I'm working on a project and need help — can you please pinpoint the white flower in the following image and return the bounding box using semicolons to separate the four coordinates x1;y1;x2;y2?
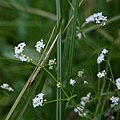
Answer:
97;53;105;64
74;106;82;113
57;82;61;88
19;54;32;62
102;48;108;54
0;83;14;92
110;96;119;107
85;12;107;26
78;70;84;77
0;83;9;89
7;87;14;92
35;39;45;52
116;78;120;90
74;106;87;117
97;48;108;64
97;70;106;78
32;93;45;108
37;93;44;98
48;58;56;70
84;81;88;84
85;15;95;23
14;42;32;62
74;92;91;117
77;32;82;40
14;42;26;54
81;92;91;103
70;79;76;86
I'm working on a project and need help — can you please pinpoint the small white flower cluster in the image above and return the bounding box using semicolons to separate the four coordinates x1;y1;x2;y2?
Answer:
57;82;61;88
78;70;84;77
32;93;46;108
70;79;76;86
48;58;56;70
77;32;82;40
14;40;46;62
84;81;88;84
0;83;14;92
35;39;45;52
97;70;106;78
14;42;32;62
110;96;119;108
116;78;120;90
85;12;107;26
74;92;91;117
76;26;82;40
97;48;108;64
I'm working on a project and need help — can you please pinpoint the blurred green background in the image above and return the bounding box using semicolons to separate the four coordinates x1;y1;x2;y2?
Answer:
0;0;120;120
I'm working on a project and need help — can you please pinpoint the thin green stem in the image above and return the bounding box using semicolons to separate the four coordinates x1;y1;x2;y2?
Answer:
43;98;69;106
107;60;115;81
79;0;84;7
43;67;69;99
56;0;62;119
62;16;74;35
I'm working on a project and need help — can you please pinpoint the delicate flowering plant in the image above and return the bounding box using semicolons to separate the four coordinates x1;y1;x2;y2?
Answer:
76;26;82;40
96;48;120;119
78;69;84;77
85;12;107;26
35;39;45;53
74;92;91;117
110;96;119;108
6;4;120;120
84;81;88;84
77;32;82;40
48;58;56;70
0;83;14;92
57;82;61;88
115;78;120;90
97;70;106;78
70;79;76;86
14;42;32;62
97;48;108;64
14;40;46;62
32;93;46;108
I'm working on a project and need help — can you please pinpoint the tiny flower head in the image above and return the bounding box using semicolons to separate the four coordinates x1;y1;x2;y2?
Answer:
76;32;82;40
102;48;108;54
110;96;119;107
97;48;108;64
48;58;56;70
97;53;104;64
70;79;76;86
74;92;91;117
0;83;14;92
14;42;26;54
35;39;45;52
78;69;84;77
116;78;120;90
57;82;61;88
32;93;45;108
97;70;106;78
85;12;107;26
84;81;88;84
14;42;32;62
